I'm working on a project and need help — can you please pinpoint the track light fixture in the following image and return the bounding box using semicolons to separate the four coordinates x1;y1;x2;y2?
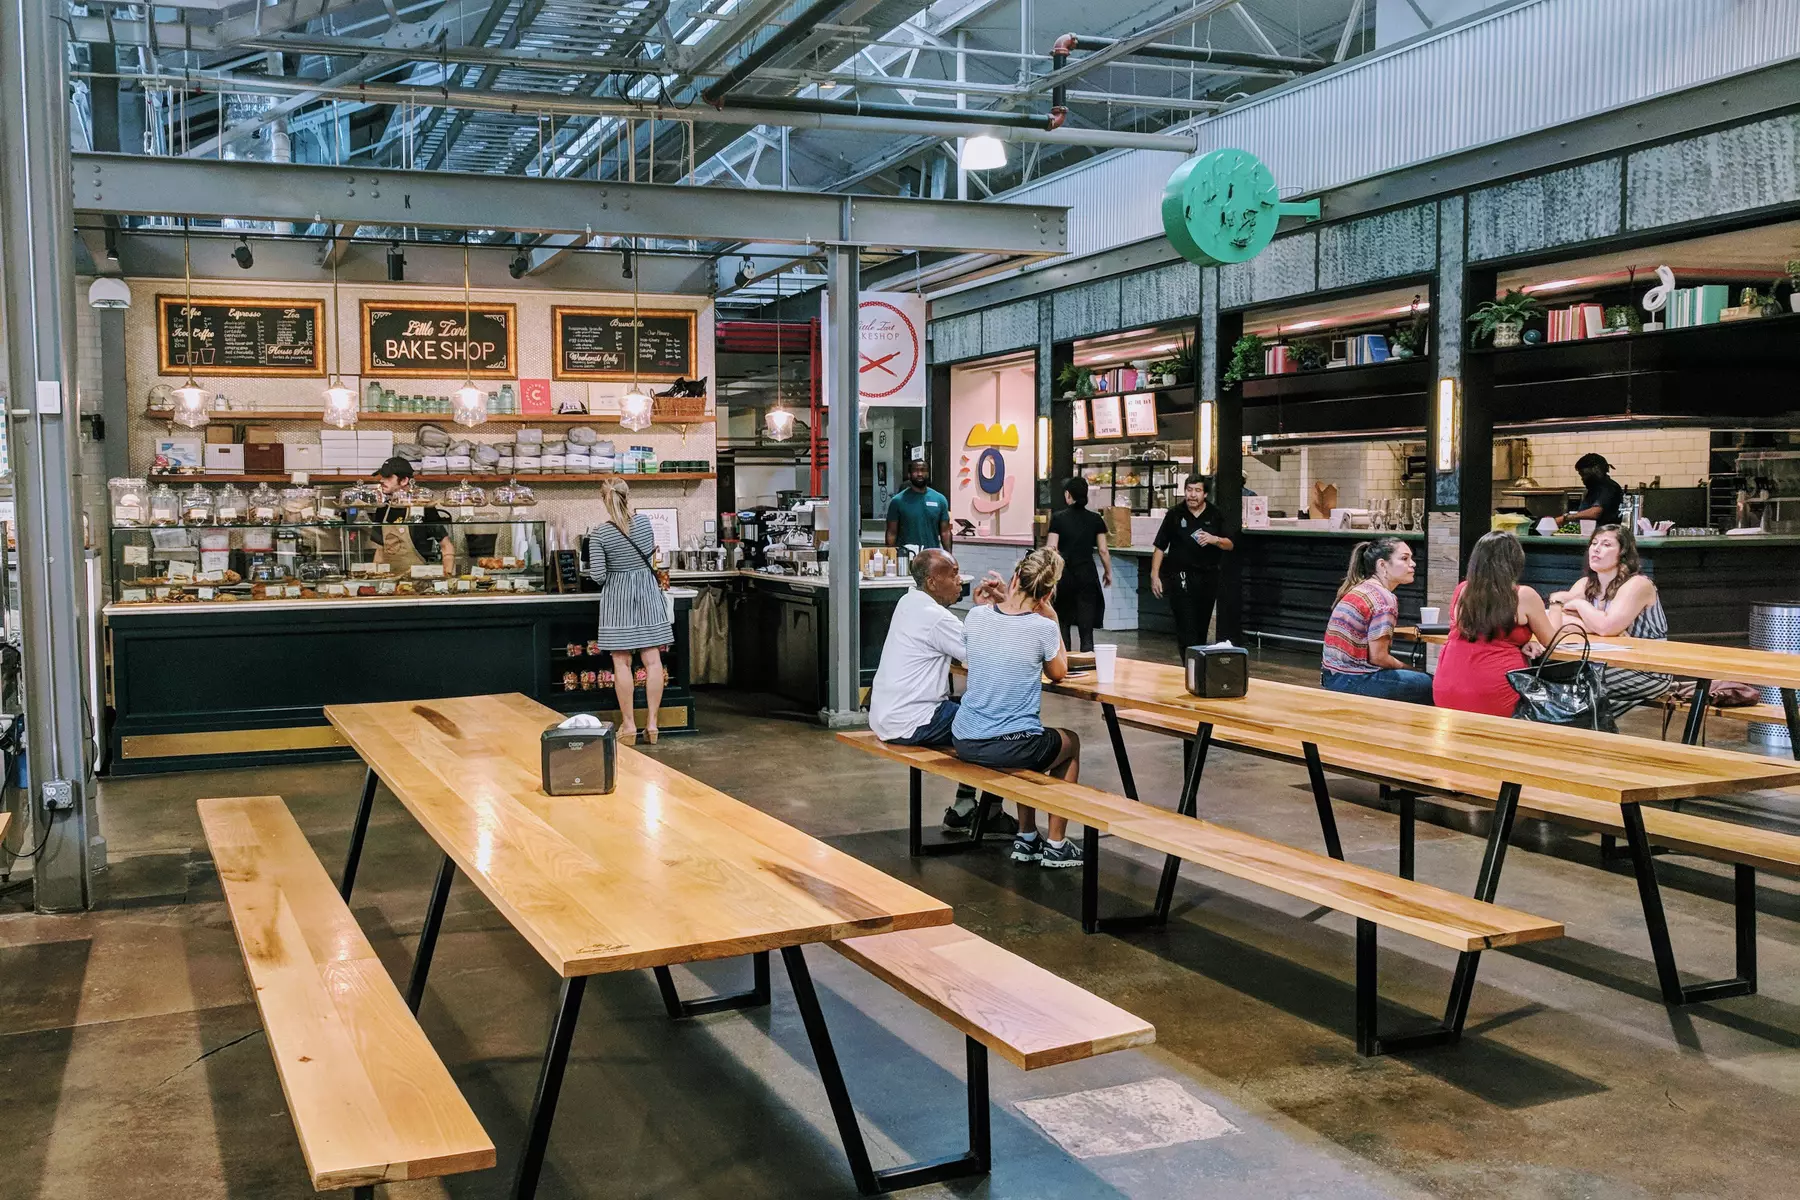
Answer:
387;241;405;282
509;248;531;279
735;258;754;289
232;236;254;270
620;246;634;279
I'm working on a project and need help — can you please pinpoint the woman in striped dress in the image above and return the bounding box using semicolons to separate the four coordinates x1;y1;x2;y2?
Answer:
585;479;673;744
1549;524;1672;722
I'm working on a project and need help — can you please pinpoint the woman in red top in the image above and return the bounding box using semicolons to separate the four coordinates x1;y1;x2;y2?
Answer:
1433;531;1559;717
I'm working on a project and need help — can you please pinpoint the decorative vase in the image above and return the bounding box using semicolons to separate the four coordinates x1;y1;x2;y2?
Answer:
1393;345;1414;359
1493;321;1523;348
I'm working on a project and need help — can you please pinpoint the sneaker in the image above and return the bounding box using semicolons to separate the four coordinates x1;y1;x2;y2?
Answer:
1009;834;1043;863
940;805;978;837
977;807;1021;838
1038;838;1083;869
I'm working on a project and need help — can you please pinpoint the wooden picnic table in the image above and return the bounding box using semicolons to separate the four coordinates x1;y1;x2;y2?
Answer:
1046;657;1800;1007
325;692;951;1200
1405;628;1800;753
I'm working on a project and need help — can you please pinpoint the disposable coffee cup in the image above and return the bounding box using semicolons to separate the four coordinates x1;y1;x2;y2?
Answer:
1419;607;1441;625
1093;644;1118;683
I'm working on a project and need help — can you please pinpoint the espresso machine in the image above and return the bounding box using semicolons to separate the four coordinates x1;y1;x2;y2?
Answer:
736;507;772;569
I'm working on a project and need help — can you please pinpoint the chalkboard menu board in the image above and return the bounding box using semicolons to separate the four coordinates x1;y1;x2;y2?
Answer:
156;295;324;377
362;300;516;378
553;307;696;382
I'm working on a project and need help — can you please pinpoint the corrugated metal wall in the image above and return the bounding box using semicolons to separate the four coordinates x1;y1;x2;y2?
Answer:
1000;0;1800;263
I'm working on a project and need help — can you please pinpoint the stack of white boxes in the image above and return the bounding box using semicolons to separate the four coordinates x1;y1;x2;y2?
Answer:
319;430;396;475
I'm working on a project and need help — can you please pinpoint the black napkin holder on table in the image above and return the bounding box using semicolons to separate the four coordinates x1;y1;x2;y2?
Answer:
541;717;618;795
1185;645;1249;699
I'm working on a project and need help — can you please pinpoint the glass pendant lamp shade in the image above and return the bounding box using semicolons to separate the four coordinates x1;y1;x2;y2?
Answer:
619;386;653;432
765;404;796;442
959;135;1007;171
452;382;488;428
171;381;211;428
322;382;357;428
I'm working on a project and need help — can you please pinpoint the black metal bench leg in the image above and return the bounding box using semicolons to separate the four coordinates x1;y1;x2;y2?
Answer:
652;952;772;1018
1081;825;1101;934
781;945;990;1195
1397;791;1416;881
1620;802;1757;1005
1301;742;1344;860
511;975;588;1200
339;767;378;901
1101;703;1138;801
1090;724;1212;934
1783;688;1800;763
351;1188;374;1200
908;764;990;857
405;852;456;1014
1681;678;1712;746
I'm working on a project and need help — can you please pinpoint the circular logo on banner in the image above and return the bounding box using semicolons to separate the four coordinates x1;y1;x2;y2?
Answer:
1163;148;1292;266
858;300;920;400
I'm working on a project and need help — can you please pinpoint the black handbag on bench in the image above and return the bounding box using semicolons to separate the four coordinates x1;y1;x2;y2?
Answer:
1507;625;1616;733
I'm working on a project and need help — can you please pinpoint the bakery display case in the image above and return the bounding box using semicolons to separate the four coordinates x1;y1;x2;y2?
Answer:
106;519;547;604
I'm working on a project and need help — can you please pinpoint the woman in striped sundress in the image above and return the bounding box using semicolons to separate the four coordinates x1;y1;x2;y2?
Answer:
1548;524;1672;722
585;478;673;744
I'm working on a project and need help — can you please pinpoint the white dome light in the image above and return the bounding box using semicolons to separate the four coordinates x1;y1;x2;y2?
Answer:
88;277;132;310
959;135;1007;171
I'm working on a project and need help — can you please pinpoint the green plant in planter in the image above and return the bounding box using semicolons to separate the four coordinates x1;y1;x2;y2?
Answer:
1171;333;1195;383
1147;357;1181;382
1291;339;1327;372
1392;295;1428;357
1467;290;1544;347
1222;333;1266;387
1056;362;1094;397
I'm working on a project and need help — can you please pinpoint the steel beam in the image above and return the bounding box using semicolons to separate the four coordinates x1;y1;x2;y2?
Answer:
1;0;95;912
1027;0;1246;95
822;243;863;725
72;153;1068;255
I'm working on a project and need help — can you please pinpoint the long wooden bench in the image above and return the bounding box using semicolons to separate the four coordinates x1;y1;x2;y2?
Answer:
198;795;495;1198
808;924;1154;1192
840;732;1562;1057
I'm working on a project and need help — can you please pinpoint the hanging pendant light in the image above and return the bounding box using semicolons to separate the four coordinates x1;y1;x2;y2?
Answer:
619;237;653;432
452;240;488;428
321;261;357;428
171;229;212;428
764;268;795;442
959;135;1007;171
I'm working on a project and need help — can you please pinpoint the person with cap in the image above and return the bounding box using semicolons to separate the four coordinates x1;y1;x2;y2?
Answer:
371;457;455;576
1560;453;1624;528
886;453;952;551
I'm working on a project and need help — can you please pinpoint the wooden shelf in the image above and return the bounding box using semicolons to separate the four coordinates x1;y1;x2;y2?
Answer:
1060;384;1195;403
1240;356;1433;403
143;409;714;425
147;472;715;484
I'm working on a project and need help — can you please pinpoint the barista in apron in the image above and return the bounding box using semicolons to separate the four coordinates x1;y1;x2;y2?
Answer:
373;457;455;576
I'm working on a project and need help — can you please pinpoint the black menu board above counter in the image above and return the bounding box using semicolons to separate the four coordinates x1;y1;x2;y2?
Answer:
362;300;517;378
156;295;324;377
553;307;696;381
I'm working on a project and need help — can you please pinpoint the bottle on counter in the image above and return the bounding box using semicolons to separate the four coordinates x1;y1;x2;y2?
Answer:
867;549;884;578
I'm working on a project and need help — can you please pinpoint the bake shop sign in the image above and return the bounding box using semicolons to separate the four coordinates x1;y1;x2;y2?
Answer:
856;294;925;406
362;300;517;378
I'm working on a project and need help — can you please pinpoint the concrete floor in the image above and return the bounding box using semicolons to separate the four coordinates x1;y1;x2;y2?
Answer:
7;640;1800;1199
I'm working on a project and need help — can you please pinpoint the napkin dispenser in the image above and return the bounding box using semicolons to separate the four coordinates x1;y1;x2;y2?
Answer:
541;714;617;795
1184;644;1248;699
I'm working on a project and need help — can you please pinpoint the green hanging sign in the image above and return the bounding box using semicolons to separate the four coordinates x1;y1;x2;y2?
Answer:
1162;148;1320;267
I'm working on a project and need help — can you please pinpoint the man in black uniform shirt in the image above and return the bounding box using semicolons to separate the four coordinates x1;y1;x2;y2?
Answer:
1560;452;1624;528
1150;474;1234;657
370;457;455;575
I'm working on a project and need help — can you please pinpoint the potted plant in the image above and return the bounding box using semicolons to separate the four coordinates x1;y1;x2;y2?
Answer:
1291;339;1327;372
1392;295;1428;358
1056;362;1094;398
1603;304;1642;333
1467;290;1544;348
1785;259;1800;313
1147;358;1180;386
1171;333;1195;384
1221;333;1267;388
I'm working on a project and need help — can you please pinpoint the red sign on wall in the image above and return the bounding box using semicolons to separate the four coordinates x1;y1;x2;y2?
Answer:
520;378;552;414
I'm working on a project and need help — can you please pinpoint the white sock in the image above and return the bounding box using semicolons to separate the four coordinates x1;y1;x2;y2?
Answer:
951;795;978;817
1017;829;1039;841
1046;838;1068;849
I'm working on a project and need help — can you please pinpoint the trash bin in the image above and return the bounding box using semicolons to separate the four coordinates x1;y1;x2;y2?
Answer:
1748;601;1800;752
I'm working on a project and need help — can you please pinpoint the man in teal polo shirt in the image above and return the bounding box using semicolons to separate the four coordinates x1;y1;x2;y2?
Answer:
885;457;952;551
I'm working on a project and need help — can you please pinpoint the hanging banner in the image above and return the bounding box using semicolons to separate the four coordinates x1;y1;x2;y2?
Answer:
821;291;928;409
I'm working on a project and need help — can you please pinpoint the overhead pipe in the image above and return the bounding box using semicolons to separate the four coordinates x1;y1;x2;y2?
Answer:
1055;32;1325;75
743;94;1060;131
1049;34;1075;129
702;0;855;107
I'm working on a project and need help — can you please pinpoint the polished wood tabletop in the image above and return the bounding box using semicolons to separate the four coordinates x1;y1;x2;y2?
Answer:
326;693;951;977
1048;658;1800;805
1406;630;1800;691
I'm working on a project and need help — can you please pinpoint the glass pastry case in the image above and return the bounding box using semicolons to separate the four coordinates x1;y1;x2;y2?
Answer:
106;519;548;604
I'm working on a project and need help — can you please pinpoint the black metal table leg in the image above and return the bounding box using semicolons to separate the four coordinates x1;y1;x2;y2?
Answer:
1397;791;1416;881
781;945;990;1195
1091;723;1212;934
1101;703;1139;801
351;1187;374;1200
1783;688;1800;763
652;952;772;1019
405;852;456;1014
1619;802;1757;1005
1681;678;1713;746
1080;826;1101;934
1301;742;1345;860
511;975;589;1200
339;767;378;901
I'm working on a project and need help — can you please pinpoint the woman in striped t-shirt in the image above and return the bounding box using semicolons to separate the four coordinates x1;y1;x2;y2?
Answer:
585;479;674;744
1320;537;1435;705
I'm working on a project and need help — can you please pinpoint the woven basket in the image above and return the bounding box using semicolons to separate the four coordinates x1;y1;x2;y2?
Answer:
651;395;709;422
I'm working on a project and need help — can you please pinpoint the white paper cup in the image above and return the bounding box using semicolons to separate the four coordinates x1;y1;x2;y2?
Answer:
1093;644;1118;683
1419;607;1441;625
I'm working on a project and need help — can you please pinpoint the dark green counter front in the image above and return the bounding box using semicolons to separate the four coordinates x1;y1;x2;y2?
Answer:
1520;535;1800;641
724;574;910;714
104;592;695;775
1239;529;1428;646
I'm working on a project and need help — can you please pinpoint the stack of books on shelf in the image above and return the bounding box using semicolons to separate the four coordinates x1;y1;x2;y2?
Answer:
1665;285;1729;329
1337;333;1389;365
1263;345;1293;374
1548;303;1604;342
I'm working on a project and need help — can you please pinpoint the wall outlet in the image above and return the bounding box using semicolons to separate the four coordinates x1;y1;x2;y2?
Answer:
42;779;74;811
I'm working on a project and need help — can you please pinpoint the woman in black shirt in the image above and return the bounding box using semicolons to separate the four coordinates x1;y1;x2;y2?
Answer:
1045;476;1113;652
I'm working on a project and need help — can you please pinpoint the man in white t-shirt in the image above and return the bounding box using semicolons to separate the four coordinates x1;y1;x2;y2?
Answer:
869;549;1011;838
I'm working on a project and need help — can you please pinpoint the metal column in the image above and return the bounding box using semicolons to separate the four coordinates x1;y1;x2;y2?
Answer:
0;0;95;911
822;242;863;725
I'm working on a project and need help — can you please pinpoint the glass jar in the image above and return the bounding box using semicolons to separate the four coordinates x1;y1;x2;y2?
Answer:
445;479;486;508
214;483;248;525
281;486;319;523
147;483;180;527
109;477;149;527
491;478;537;508
499;383;516;413
247;482;281;525
401;482;436;508
180;483;216;526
